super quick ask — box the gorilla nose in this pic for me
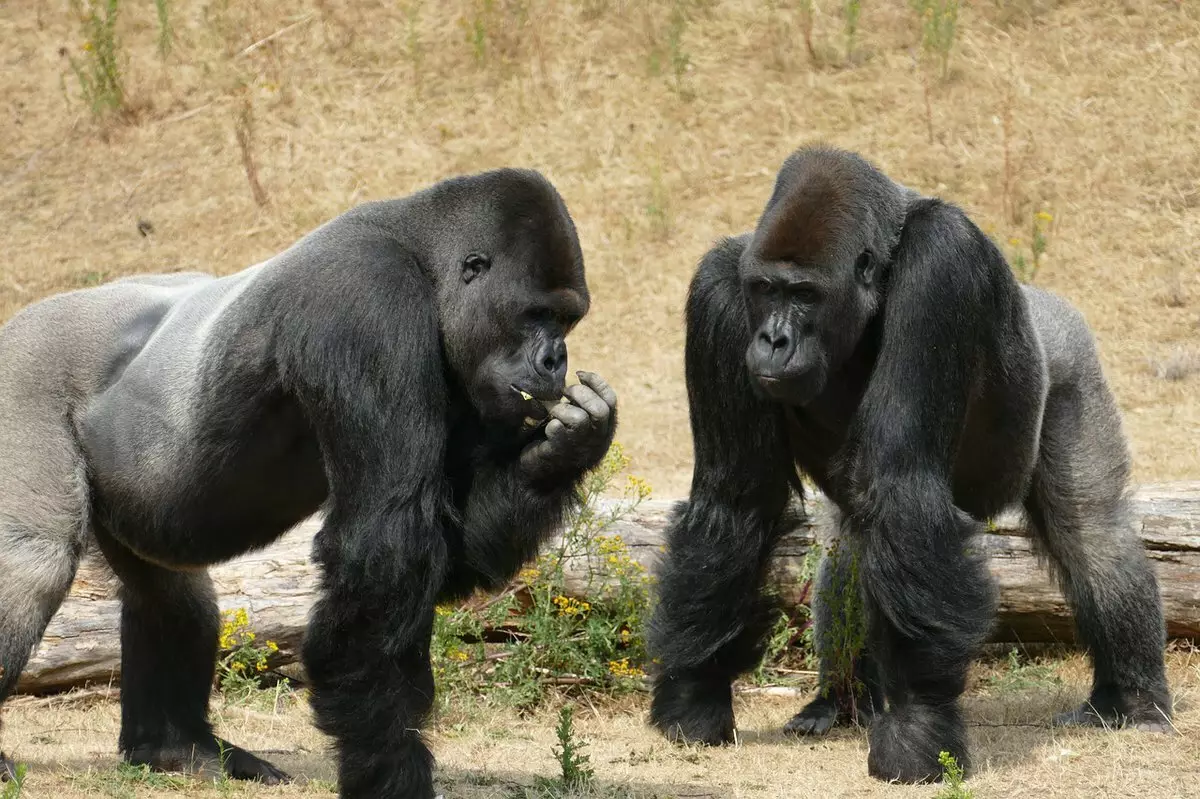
[754,328,794,365]
[534,339,568,384]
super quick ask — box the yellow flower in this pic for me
[1035,211,1054,223]
[82,41,93,52]
[1008,237,1021,246]
[607,658,645,678]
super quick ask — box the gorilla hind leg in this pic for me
[92,526,289,783]
[785,534,883,737]
[0,519,82,780]
[1025,382,1171,732]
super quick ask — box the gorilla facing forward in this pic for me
[0,169,616,798]
[648,147,1171,782]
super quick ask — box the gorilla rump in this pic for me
[647,147,1171,782]
[0,169,617,797]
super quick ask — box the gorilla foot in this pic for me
[1053,702,1174,734]
[127,737,291,784]
[650,674,735,746]
[867,704,968,784]
[784,695,838,737]
[1,751,17,781]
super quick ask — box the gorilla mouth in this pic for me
[510,384,559,425]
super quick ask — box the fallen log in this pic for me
[17,482,1200,695]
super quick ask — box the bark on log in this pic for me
[17,482,1200,695]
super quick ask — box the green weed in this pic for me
[982,647,1062,693]
[431,444,654,709]
[1,763,27,799]
[815,539,868,707]
[216,607,285,702]
[153,0,172,58]
[912,0,959,81]
[67,762,190,797]
[1007,209,1053,283]
[67,0,125,117]
[934,751,974,799]
[843,0,863,63]
[551,705,594,789]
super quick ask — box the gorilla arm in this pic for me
[440,371,618,599]
[272,241,453,799]
[838,199,1010,782]
[647,237,798,745]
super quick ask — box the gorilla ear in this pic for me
[461,253,491,284]
[854,251,876,286]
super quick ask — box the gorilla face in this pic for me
[740,151,892,406]
[430,169,590,426]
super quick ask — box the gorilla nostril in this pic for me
[542,355,557,373]
[773,334,789,351]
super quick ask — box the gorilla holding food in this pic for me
[0,168,616,798]
[647,147,1171,782]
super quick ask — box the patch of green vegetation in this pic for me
[1,763,28,799]
[66,0,125,117]
[982,647,1062,694]
[431,444,654,710]
[934,751,974,799]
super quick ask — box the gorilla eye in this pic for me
[461,253,491,284]
[748,278,777,296]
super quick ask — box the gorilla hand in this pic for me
[520,371,617,482]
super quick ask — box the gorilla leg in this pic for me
[854,488,996,783]
[1025,382,1171,730]
[785,534,883,737]
[92,527,288,783]
[0,521,80,780]
[0,408,89,780]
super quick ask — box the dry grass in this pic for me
[2,1,1198,495]
[4,650,1200,798]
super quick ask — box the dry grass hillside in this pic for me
[2,0,1197,496]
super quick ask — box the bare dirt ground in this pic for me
[2,0,1198,497]
[4,652,1200,798]
[2,1,1199,797]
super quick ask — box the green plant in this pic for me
[551,705,594,789]
[430,443,654,709]
[912,0,959,81]
[1007,209,1053,283]
[216,607,283,700]
[1,763,28,799]
[814,539,868,710]
[153,0,172,57]
[934,751,974,799]
[66,762,190,796]
[67,0,125,116]
[463,0,492,65]
[982,647,1062,693]
[843,0,863,63]
[647,1,692,95]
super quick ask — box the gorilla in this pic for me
[0,168,617,798]
[647,147,1172,782]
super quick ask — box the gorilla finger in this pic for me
[544,418,566,439]
[549,403,591,430]
[576,371,618,409]
[564,384,610,422]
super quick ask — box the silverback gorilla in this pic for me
[647,147,1171,782]
[0,168,617,797]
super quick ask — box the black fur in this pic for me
[0,168,616,797]
[648,147,1171,782]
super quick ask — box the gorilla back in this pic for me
[647,147,1171,784]
[0,168,619,797]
